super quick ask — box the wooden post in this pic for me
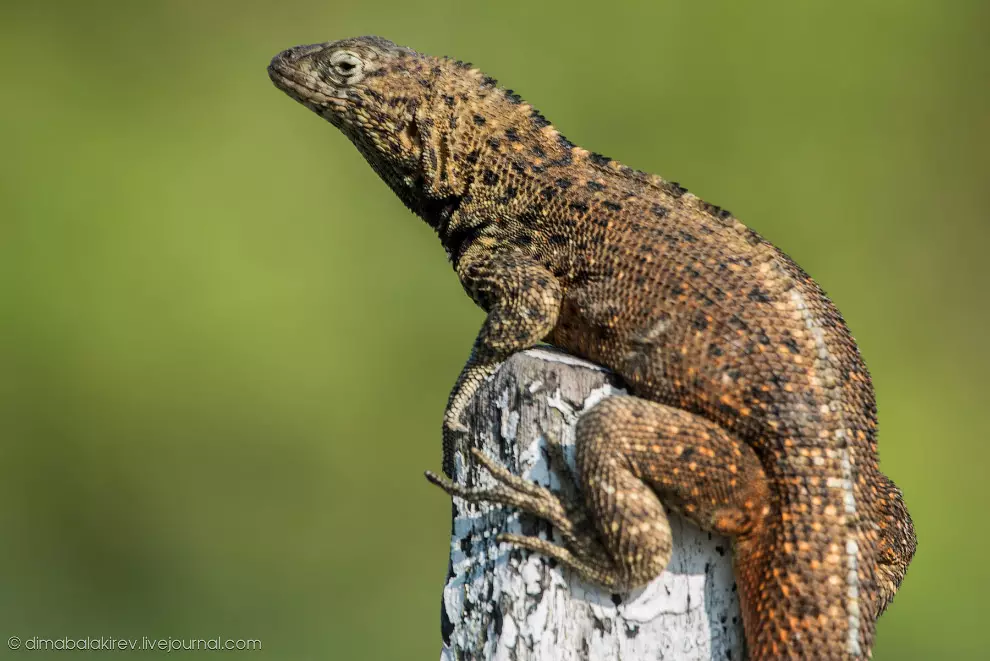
[439,348,745,661]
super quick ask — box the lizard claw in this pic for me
[424,470,455,491]
[444,420,470,435]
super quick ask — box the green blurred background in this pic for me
[1,1,987,658]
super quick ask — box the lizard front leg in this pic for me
[441,249,562,476]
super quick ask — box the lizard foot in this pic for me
[426,446,634,592]
[426,447,582,540]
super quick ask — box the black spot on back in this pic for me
[701,202,733,220]
[748,286,771,303]
[545,153,573,167]
[727,314,748,332]
[589,152,611,167]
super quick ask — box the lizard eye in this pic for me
[329,51,364,80]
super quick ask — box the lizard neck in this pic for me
[416,85,578,265]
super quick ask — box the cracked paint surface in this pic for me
[441,350,742,660]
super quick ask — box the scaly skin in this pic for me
[268,36,916,659]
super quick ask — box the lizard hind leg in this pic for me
[427,397,769,592]
[571,396,770,591]
[576,396,771,534]
[427,395,771,594]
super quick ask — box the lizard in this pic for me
[268,36,916,659]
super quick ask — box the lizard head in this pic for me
[268,37,437,202]
[268,36,414,122]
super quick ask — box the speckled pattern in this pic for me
[269,36,916,660]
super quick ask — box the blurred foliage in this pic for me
[1,1,987,658]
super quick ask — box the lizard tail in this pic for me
[733,483,880,660]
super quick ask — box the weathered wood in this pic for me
[440,348,745,660]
